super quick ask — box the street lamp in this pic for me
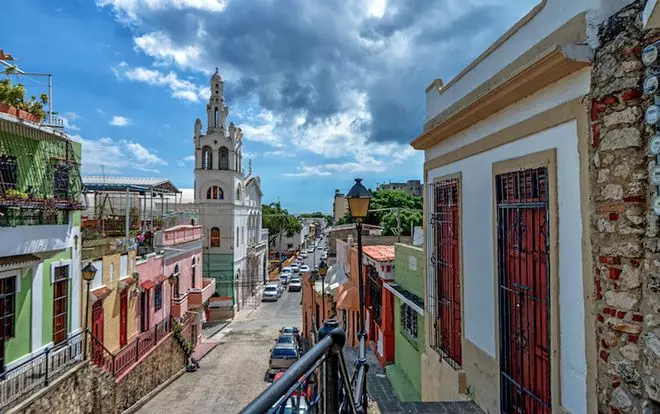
[346,178,372,410]
[81,262,97,359]
[318,258,328,322]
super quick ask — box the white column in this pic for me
[31,263,43,352]
[70,228,82,333]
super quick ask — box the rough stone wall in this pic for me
[115,334,186,411]
[15,363,115,414]
[590,1,660,412]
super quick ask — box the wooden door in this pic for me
[496,168,551,414]
[91,301,104,365]
[120,290,128,347]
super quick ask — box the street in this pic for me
[137,241,326,414]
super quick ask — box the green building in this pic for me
[0,115,85,379]
[385,243,425,401]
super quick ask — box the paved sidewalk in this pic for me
[343,346,482,414]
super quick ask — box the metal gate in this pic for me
[431,178,462,367]
[496,168,551,414]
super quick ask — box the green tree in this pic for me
[335,189,422,235]
[262,202,302,249]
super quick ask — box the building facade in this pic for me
[376,180,423,197]
[412,1,660,413]
[333,189,349,223]
[193,69,266,319]
[0,114,85,372]
[385,243,425,402]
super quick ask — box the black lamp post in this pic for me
[318,258,328,322]
[346,178,372,410]
[81,262,97,359]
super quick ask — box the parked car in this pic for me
[276,333,298,348]
[307,247,314,253]
[299,265,310,273]
[288,278,302,292]
[290,263,300,273]
[280,274,290,285]
[262,284,280,302]
[268,344,299,378]
[280,326,300,337]
[282,267,292,275]
[273,371,312,400]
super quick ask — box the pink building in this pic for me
[135,225,214,344]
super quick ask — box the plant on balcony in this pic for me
[3,189,27,199]
[172,322,194,357]
[0,74,48,122]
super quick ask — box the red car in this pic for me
[273,371,312,400]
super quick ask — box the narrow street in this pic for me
[137,284,302,413]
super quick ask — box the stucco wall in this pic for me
[393,243,424,298]
[389,296,423,401]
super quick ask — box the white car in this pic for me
[300,252,308,259]
[307,248,314,253]
[262,285,280,302]
[299,265,310,273]
[290,263,300,273]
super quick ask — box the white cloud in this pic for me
[60,113,80,131]
[97,108,105,115]
[70,134,167,174]
[110,115,131,126]
[283,165,332,177]
[263,150,295,158]
[113,62,209,102]
[97,0,227,23]
[134,31,203,69]
[176,154,195,166]
[239,109,285,147]
[65,112,81,120]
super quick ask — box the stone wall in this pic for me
[11,334,186,414]
[590,1,660,412]
[115,334,187,411]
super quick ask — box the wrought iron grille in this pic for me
[430,178,462,368]
[367,265,382,325]
[496,167,551,414]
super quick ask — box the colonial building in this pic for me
[376,180,423,197]
[333,189,349,223]
[412,0,660,413]
[193,69,267,319]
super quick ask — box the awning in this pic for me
[119,276,137,289]
[384,283,424,315]
[140,280,156,290]
[90,286,112,302]
[336,287,359,311]
[155,274,168,283]
[0,254,41,271]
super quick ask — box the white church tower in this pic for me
[193,68,265,319]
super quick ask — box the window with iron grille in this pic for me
[367,265,382,325]
[0,155,17,194]
[431,178,462,367]
[400,303,418,342]
[154,283,163,311]
[53,161,71,199]
[0,276,16,340]
[53,266,69,344]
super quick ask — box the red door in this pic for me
[91,301,104,365]
[119,290,128,347]
[496,168,551,414]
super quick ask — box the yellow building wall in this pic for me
[98,252,139,353]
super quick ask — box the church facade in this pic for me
[193,69,267,319]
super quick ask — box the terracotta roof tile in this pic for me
[362,245,395,262]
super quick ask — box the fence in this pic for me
[0,330,85,410]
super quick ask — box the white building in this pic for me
[193,69,267,318]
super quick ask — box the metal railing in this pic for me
[241,320,370,414]
[0,330,85,409]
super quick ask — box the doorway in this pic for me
[120,289,128,347]
[496,168,551,414]
[91,301,104,365]
[140,290,150,332]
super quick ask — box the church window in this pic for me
[219,147,229,170]
[214,107,219,128]
[206,186,224,200]
[201,146,212,169]
[236,227,239,247]
[236,187,241,201]
[210,227,220,247]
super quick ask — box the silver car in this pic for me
[262,285,280,302]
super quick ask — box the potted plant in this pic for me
[0,73,47,123]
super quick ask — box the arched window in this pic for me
[201,146,212,169]
[236,187,241,201]
[214,107,219,128]
[210,227,220,247]
[236,227,239,247]
[191,257,196,287]
[174,263,180,275]
[219,147,229,170]
[206,186,224,200]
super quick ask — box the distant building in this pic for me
[376,180,422,197]
[332,189,349,222]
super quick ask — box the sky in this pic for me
[1,0,537,214]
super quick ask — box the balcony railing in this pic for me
[0,330,85,410]
[0,205,69,227]
[189,278,216,308]
[171,294,189,320]
[89,317,172,377]
[161,225,203,246]
[240,320,369,414]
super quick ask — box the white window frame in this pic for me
[50,260,72,284]
[0,269,21,294]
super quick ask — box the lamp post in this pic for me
[318,258,328,322]
[346,178,372,410]
[81,262,97,359]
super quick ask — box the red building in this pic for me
[362,245,395,367]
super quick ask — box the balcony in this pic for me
[171,293,189,319]
[159,225,203,247]
[0,218,73,257]
[189,278,216,309]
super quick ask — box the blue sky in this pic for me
[1,0,536,214]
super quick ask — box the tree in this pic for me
[335,189,422,235]
[262,202,302,255]
[299,211,333,226]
